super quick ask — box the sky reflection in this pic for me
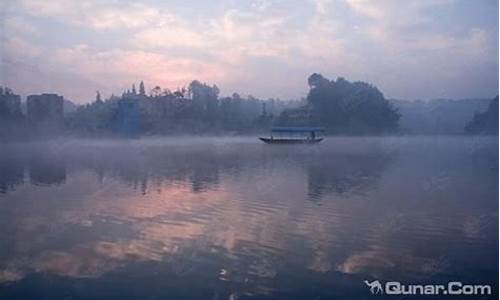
[0,137,497,298]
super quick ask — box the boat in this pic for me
[259,137,323,144]
[259,127,325,144]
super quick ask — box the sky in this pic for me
[0,0,498,103]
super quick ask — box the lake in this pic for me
[0,136,497,299]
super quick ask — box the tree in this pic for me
[188,80,220,123]
[308,73,330,89]
[150,86,162,97]
[95,91,102,103]
[139,81,146,96]
[465,96,499,135]
[277,74,400,134]
[173,87,186,98]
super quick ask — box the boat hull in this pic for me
[259,137,323,144]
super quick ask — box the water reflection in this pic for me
[0,139,392,198]
[29,156,66,186]
[0,137,497,299]
[307,151,391,200]
[0,152,24,194]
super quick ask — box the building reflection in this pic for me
[0,153,24,193]
[29,155,66,186]
[0,140,392,199]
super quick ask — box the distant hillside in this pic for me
[391,98,491,134]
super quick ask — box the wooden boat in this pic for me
[259,137,323,144]
[259,127,325,144]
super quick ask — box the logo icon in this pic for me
[364,280,384,294]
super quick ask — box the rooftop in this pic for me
[271,126,325,132]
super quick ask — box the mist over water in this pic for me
[0,136,497,299]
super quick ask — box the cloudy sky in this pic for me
[0,0,498,103]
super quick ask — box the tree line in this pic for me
[65,80,295,135]
[66,74,404,136]
[2,74,497,138]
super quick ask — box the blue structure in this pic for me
[260,126,325,144]
[118,98,139,136]
[270,127,325,133]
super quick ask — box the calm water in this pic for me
[0,137,497,299]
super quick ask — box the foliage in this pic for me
[277,74,400,134]
[66,81,295,135]
[465,96,499,135]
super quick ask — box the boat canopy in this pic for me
[271,126,325,133]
